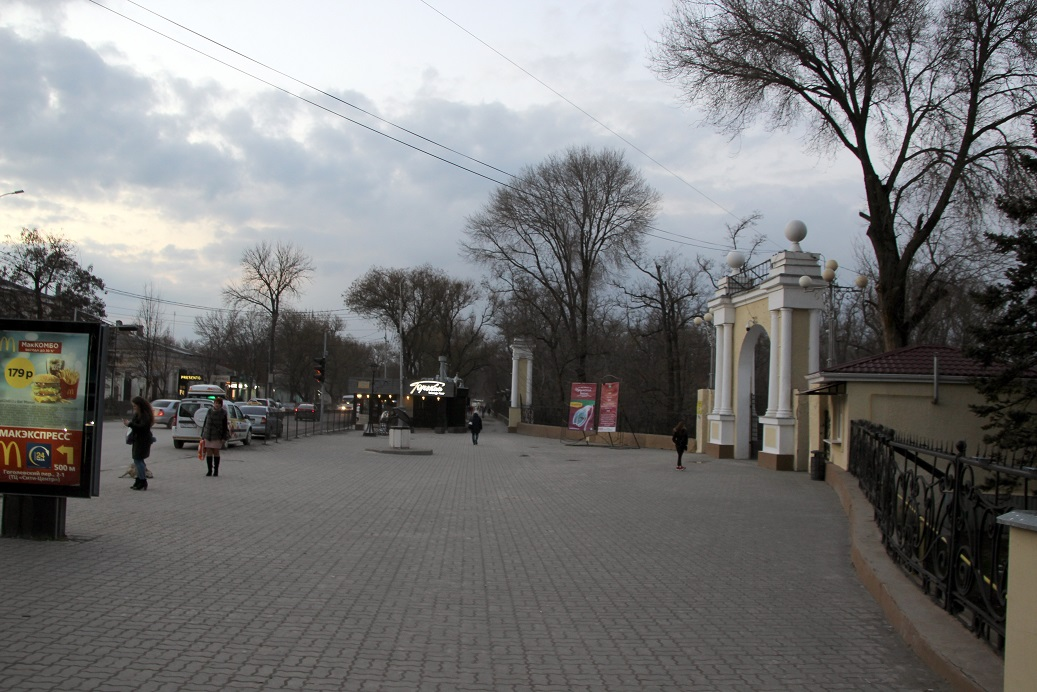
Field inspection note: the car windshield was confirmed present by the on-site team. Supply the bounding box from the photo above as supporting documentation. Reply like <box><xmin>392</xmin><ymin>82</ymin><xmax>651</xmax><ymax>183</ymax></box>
<box><xmin>178</xmin><ymin>401</ymin><xmax>211</xmax><ymax>418</ymax></box>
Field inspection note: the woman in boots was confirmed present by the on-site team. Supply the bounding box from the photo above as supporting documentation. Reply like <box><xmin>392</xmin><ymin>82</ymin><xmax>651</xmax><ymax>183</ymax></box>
<box><xmin>200</xmin><ymin>396</ymin><xmax>231</xmax><ymax>477</ymax></box>
<box><xmin>123</xmin><ymin>397</ymin><xmax>154</xmax><ymax>490</ymax></box>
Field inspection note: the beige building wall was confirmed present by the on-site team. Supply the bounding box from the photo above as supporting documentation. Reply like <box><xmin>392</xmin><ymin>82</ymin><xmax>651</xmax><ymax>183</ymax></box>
<box><xmin>820</xmin><ymin>380</ymin><xmax>989</xmax><ymax>470</ymax></box>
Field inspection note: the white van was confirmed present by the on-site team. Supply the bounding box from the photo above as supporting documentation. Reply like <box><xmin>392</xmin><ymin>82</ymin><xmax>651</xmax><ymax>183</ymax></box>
<box><xmin>172</xmin><ymin>385</ymin><xmax>252</xmax><ymax>449</ymax></box>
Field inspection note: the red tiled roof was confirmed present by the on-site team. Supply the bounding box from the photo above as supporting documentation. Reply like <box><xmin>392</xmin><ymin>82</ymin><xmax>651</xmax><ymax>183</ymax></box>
<box><xmin>825</xmin><ymin>345</ymin><xmax>995</xmax><ymax>378</ymax></box>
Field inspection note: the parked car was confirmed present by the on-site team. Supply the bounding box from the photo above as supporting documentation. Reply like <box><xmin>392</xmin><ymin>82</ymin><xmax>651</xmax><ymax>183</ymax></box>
<box><xmin>172</xmin><ymin>399</ymin><xmax>253</xmax><ymax>448</ymax></box>
<box><xmin>150</xmin><ymin>399</ymin><xmax>179</xmax><ymax>428</ymax></box>
<box><xmin>247</xmin><ymin>397</ymin><xmax>283</xmax><ymax>411</ymax></box>
<box><xmin>239</xmin><ymin>404</ymin><xmax>283</xmax><ymax>439</ymax></box>
<box><xmin>294</xmin><ymin>403</ymin><xmax>319</xmax><ymax>421</ymax></box>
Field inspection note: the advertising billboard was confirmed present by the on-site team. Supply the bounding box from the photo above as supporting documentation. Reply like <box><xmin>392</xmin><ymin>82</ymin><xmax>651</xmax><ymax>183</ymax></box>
<box><xmin>0</xmin><ymin>320</ymin><xmax>107</xmax><ymax>498</ymax></box>
<box><xmin>567</xmin><ymin>382</ymin><xmax>598</xmax><ymax>432</ymax></box>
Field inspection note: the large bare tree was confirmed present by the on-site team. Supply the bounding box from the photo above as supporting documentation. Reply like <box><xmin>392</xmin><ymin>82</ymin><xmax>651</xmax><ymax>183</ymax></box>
<box><xmin>653</xmin><ymin>0</ymin><xmax>1037</xmax><ymax>349</ymax></box>
<box><xmin>223</xmin><ymin>241</ymin><xmax>314</xmax><ymax>397</ymax></box>
<box><xmin>0</xmin><ymin>227</ymin><xmax>106</xmax><ymax>321</ymax></box>
<box><xmin>462</xmin><ymin>146</ymin><xmax>660</xmax><ymax>388</ymax></box>
<box><xmin>622</xmin><ymin>251</ymin><xmax>710</xmax><ymax>422</ymax></box>
<box><xmin>343</xmin><ymin>265</ymin><xmax>487</xmax><ymax>381</ymax></box>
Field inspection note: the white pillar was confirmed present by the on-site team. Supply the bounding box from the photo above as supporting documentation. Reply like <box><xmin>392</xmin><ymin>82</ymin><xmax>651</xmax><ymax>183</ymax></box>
<box><xmin>808</xmin><ymin>308</ymin><xmax>821</xmax><ymax>374</ymax></box>
<box><xmin>777</xmin><ymin>308</ymin><xmax>793</xmax><ymax>417</ymax></box>
<box><xmin>510</xmin><ymin>350</ymin><xmax>521</xmax><ymax>408</ymax></box>
<box><xmin>718</xmin><ymin>323</ymin><xmax>734</xmax><ymax>415</ymax></box>
<box><xmin>766</xmin><ymin>309</ymin><xmax>780</xmax><ymax>416</ymax></box>
<box><xmin>525</xmin><ymin>358</ymin><xmax>533</xmax><ymax>406</ymax></box>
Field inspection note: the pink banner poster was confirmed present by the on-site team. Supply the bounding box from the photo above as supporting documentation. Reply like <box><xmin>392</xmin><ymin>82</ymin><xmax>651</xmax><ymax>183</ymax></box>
<box><xmin>568</xmin><ymin>382</ymin><xmax>598</xmax><ymax>432</ymax></box>
<box><xmin>598</xmin><ymin>382</ymin><xmax>619</xmax><ymax>433</ymax></box>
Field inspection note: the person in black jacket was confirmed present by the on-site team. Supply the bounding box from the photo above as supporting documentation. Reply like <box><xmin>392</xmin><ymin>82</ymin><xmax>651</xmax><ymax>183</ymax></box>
<box><xmin>672</xmin><ymin>421</ymin><xmax>689</xmax><ymax>470</ymax></box>
<box><xmin>468</xmin><ymin>408</ymin><xmax>483</xmax><ymax>445</ymax></box>
<box><xmin>123</xmin><ymin>396</ymin><xmax>154</xmax><ymax>490</ymax></box>
<box><xmin>200</xmin><ymin>397</ymin><xmax>231</xmax><ymax>477</ymax></box>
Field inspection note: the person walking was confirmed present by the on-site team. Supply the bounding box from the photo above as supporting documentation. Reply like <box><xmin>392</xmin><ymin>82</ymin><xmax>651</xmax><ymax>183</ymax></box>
<box><xmin>672</xmin><ymin>421</ymin><xmax>689</xmax><ymax>470</ymax></box>
<box><xmin>468</xmin><ymin>408</ymin><xmax>483</xmax><ymax>445</ymax></box>
<box><xmin>201</xmin><ymin>396</ymin><xmax>231</xmax><ymax>477</ymax></box>
<box><xmin>123</xmin><ymin>396</ymin><xmax>154</xmax><ymax>490</ymax></box>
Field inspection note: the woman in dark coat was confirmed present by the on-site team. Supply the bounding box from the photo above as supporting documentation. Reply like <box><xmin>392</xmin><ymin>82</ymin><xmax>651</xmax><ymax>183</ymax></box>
<box><xmin>123</xmin><ymin>396</ymin><xmax>154</xmax><ymax>490</ymax></box>
<box><xmin>468</xmin><ymin>408</ymin><xmax>483</xmax><ymax>445</ymax></box>
<box><xmin>200</xmin><ymin>396</ymin><xmax>231</xmax><ymax>477</ymax></box>
<box><xmin>672</xmin><ymin>421</ymin><xmax>689</xmax><ymax>470</ymax></box>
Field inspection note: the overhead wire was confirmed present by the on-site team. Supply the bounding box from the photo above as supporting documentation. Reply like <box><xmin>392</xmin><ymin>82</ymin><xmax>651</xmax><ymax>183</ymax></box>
<box><xmin>84</xmin><ymin>0</ymin><xmax>747</xmax><ymax>251</ymax></box>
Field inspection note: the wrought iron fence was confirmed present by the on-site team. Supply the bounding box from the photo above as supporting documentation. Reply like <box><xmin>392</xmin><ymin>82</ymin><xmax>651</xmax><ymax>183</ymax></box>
<box><xmin>849</xmin><ymin>420</ymin><xmax>1037</xmax><ymax>654</ymax></box>
<box><xmin>728</xmin><ymin>259</ymin><xmax>772</xmax><ymax>294</ymax></box>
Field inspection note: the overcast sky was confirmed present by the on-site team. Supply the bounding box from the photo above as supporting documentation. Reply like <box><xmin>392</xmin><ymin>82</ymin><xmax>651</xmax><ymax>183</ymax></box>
<box><xmin>0</xmin><ymin>0</ymin><xmax>866</xmax><ymax>344</ymax></box>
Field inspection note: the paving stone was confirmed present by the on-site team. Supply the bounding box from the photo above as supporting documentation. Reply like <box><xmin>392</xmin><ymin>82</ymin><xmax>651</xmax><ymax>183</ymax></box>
<box><xmin>0</xmin><ymin>418</ymin><xmax>955</xmax><ymax>691</ymax></box>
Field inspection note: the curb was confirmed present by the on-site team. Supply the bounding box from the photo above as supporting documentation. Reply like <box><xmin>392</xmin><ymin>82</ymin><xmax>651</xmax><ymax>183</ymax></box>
<box><xmin>826</xmin><ymin>465</ymin><xmax>1004</xmax><ymax>692</ymax></box>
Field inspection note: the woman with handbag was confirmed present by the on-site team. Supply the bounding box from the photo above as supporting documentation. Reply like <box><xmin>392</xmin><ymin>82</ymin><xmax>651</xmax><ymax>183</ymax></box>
<box><xmin>200</xmin><ymin>396</ymin><xmax>231</xmax><ymax>477</ymax></box>
<box><xmin>122</xmin><ymin>396</ymin><xmax>154</xmax><ymax>490</ymax></box>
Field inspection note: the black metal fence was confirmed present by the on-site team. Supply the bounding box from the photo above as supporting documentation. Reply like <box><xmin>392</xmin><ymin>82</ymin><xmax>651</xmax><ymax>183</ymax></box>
<box><xmin>849</xmin><ymin>420</ymin><xmax>1037</xmax><ymax>654</ymax></box>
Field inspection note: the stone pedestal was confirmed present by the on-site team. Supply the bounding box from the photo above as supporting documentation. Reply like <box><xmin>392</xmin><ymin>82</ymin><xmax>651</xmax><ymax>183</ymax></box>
<box><xmin>389</xmin><ymin>427</ymin><xmax>410</xmax><ymax>449</ymax></box>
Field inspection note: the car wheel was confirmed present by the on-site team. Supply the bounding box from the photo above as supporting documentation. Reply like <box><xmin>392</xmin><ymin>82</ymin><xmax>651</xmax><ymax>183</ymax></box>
<box><xmin>243</xmin><ymin>430</ymin><xmax>252</xmax><ymax>446</ymax></box>
<box><xmin>173</xmin><ymin>439</ymin><xmax>185</xmax><ymax>449</ymax></box>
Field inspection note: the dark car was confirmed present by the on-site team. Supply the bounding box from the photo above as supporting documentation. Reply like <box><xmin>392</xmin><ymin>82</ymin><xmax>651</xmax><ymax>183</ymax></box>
<box><xmin>294</xmin><ymin>403</ymin><xmax>318</xmax><ymax>421</ymax></box>
<box><xmin>239</xmin><ymin>404</ymin><xmax>283</xmax><ymax>438</ymax></box>
<box><xmin>150</xmin><ymin>399</ymin><xmax>179</xmax><ymax>428</ymax></box>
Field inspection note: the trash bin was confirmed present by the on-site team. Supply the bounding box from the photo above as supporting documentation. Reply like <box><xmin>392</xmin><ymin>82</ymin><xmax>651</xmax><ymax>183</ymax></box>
<box><xmin>810</xmin><ymin>449</ymin><xmax>827</xmax><ymax>481</ymax></box>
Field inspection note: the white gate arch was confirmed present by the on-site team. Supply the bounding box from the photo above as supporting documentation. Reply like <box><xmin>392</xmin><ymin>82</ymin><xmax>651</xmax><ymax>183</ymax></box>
<box><xmin>704</xmin><ymin>221</ymin><xmax>826</xmax><ymax>471</ymax></box>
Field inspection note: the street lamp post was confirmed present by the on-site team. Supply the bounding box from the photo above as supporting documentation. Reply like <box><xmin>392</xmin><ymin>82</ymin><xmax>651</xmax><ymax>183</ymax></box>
<box><xmin>363</xmin><ymin>362</ymin><xmax>379</xmax><ymax>437</ymax></box>
<box><xmin>799</xmin><ymin>260</ymin><xmax>869</xmax><ymax>367</ymax></box>
<box><xmin>1</xmin><ymin>189</ymin><xmax>24</xmax><ymax>199</ymax></box>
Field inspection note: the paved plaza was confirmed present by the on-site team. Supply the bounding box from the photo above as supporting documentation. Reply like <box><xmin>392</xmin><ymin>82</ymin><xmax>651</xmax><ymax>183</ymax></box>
<box><xmin>1</xmin><ymin>417</ymin><xmax>954</xmax><ymax>691</ymax></box>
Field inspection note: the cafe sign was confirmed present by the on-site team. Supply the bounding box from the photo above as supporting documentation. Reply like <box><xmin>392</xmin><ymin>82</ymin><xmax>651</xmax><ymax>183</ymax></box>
<box><xmin>409</xmin><ymin>379</ymin><xmax>453</xmax><ymax>397</ymax></box>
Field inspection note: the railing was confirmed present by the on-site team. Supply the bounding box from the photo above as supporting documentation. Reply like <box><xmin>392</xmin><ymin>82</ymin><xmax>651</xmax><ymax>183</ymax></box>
<box><xmin>728</xmin><ymin>259</ymin><xmax>771</xmax><ymax>294</ymax></box>
<box><xmin>849</xmin><ymin>420</ymin><xmax>1037</xmax><ymax>654</ymax></box>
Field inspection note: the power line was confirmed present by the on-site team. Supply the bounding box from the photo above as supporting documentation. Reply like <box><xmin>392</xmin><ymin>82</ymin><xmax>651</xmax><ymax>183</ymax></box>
<box><xmin>418</xmin><ymin>0</ymin><xmax>745</xmax><ymax>224</ymax></box>
<box><xmin>84</xmin><ymin>0</ymin><xmax>746</xmax><ymax>252</ymax></box>
<box><xmin>84</xmin><ymin>0</ymin><xmax>518</xmax><ymax>190</ymax></box>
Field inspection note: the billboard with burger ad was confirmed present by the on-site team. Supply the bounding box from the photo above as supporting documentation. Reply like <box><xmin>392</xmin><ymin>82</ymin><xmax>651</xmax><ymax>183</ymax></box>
<box><xmin>0</xmin><ymin>319</ymin><xmax>107</xmax><ymax>498</ymax></box>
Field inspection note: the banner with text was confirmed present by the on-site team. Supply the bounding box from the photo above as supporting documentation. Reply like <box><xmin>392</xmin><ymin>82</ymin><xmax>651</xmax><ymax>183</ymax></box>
<box><xmin>597</xmin><ymin>382</ymin><xmax>620</xmax><ymax>433</ymax></box>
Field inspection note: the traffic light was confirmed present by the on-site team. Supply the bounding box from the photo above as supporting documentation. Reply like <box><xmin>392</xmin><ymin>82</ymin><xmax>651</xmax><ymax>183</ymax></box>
<box><xmin>313</xmin><ymin>356</ymin><xmax>326</xmax><ymax>383</ymax></box>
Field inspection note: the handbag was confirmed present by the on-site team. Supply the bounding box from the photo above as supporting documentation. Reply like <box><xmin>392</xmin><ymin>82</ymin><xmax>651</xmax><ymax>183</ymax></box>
<box><xmin>125</xmin><ymin>428</ymin><xmax>135</xmax><ymax>445</ymax></box>
<box><xmin>197</xmin><ymin>439</ymin><xmax>205</xmax><ymax>460</ymax></box>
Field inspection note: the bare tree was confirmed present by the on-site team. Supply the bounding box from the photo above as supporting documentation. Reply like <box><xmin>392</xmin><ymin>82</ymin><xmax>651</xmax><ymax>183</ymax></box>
<box><xmin>344</xmin><ymin>265</ymin><xmax>488</xmax><ymax>381</ymax></box>
<box><xmin>0</xmin><ymin>227</ymin><xmax>106</xmax><ymax>320</ymax></box>
<box><xmin>133</xmin><ymin>283</ymin><xmax>175</xmax><ymax>398</ymax></box>
<box><xmin>223</xmin><ymin>242</ymin><xmax>314</xmax><ymax>397</ymax></box>
<box><xmin>622</xmin><ymin>251</ymin><xmax>710</xmax><ymax>421</ymax></box>
<box><xmin>462</xmin><ymin>146</ymin><xmax>660</xmax><ymax>386</ymax></box>
<box><xmin>653</xmin><ymin>0</ymin><xmax>1037</xmax><ymax>349</ymax></box>
<box><xmin>192</xmin><ymin>309</ymin><xmax>243</xmax><ymax>383</ymax></box>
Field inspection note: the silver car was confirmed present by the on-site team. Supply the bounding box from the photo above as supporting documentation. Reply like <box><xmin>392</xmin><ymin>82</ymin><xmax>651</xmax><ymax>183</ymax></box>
<box><xmin>239</xmin><ymin>404</ymin><xmax>284</xmax><ymax>439</ymax></box>
<box><xmin>150</xmin><ymin>399</ymin><xmax>179</xmax><ymax>428</ymax></box>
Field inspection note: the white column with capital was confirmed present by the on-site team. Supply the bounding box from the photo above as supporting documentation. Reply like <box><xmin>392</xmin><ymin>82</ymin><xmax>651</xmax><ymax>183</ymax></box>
<box><xmin>766</xmin><ymin>309</ymin><xmax>780</xmax><ymax>416</ymax></box>
<box><xmin>777</xmin><ymin>308</ymin><xmax>793</xmax><ymax>417</ymax></box>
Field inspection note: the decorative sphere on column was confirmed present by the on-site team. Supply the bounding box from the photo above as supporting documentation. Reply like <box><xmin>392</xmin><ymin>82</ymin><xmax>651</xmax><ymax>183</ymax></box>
<box><xmin>784</xmin><ymin>220</ymin><xmax>807</xmax><ymax>251</ymax></box>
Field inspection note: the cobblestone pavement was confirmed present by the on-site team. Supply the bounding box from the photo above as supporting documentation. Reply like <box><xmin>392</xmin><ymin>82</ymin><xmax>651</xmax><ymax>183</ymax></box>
<box><xmin>0</xmin><ymin>417</ymin><xmax>949</xmax><ymax>691</ymax></box>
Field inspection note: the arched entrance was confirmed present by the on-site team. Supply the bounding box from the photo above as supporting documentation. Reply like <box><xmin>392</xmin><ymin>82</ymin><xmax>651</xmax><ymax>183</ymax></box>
<box><xmin>703</xmin><ymin>221</ymin><xmax>825</xmax><ymax>471</ymax></box>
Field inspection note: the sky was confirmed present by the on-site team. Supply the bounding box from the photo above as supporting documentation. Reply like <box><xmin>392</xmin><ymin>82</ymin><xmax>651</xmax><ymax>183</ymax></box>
<box><xmin>0</xmin><ymin>0</ymin><xmax>867</xmax><ymax>345</ymax></box>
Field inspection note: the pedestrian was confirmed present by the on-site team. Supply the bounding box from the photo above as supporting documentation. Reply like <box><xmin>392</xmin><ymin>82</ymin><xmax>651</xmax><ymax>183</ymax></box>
<box><xmin>123</xmin><ymin>396</ymin><xmax>154</xmax><ymax>490</ymax></box>
<box><xmin>468</xmin><ymin>407</ymin><xmax>483</xmax><ymax>445</ymax></box>
<box><xmin>672</xmin><ymin>421</ymin><xmax>689</xmax><ymax>470</ymax></box>
<box><xmin>201</xmin><ymin>396</ymin><xmax>231</xmax><ymax>477</ymax></box>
